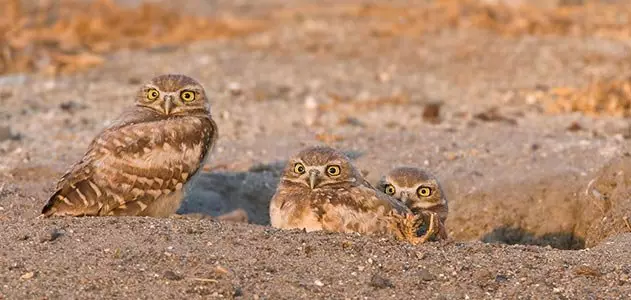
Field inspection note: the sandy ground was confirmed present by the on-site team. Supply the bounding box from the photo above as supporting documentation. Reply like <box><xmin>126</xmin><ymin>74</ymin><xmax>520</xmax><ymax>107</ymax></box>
<box><xmin>1</xmin><ymin>0</ymin><xmax>631</xmax><ymax>299</ymax></box>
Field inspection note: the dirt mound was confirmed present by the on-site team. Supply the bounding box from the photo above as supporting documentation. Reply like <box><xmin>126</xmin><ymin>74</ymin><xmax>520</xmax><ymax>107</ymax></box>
<box><xmin>581</xmin><ymin>155</ymin><xmax>631</xmax><ymax>247</ymax></box>
<box><xmin>450</xmin><ymin>155</ymin><xmax>631</xmax><ymax>249</ymax></box>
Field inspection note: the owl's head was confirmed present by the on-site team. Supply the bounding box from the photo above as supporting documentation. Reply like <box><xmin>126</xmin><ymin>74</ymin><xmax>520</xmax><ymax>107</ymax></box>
<box><xmin>377</xmin><ymin>167</ymin><xmax>446</xmax><ymax>212</ymax></box>
<box><xmin>136</xmin><ymin>74</ymin><xmax>210</xmax><ymax>116</ymax></box>
<box><xmin>281</xmin><ymin>146</ymin><xmax>362</xmax><ymax>190</ymax></box>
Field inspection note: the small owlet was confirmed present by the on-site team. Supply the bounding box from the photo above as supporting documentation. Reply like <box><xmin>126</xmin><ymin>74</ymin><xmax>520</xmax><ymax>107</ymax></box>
<box><xmin>41</xmin><ymin>74</ymin><xmax>218</xmax><ymax>217</ymax></box>
<box><xmin>269</xmin><ymin>146</ymin><xmax>442</xmax><ymax>244</ymax></box>
<box><xmin>377</xmin><ymin>167</ymin><xmax>448</xmax><ymax>239</ymax></box>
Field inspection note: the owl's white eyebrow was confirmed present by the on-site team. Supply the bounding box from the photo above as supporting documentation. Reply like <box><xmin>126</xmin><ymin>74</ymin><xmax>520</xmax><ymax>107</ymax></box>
<box><xmin>178</xmin><ymin>85</ymin><xmax>201</xmax><ymax>91</ymax></box>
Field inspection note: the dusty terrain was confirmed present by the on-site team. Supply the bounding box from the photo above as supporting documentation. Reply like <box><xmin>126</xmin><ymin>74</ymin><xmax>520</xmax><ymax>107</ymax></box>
<box><xmin>1</xmin><ymin>0</ymin><xmax>631</xmax><ymax>298</ymax></box>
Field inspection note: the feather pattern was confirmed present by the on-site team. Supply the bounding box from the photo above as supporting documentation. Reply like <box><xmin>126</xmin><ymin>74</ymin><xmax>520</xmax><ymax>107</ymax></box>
<box><xmin>269</xmin><ymin>146</ymin><xmax>440</xmax><ymax>244</ymax></box>
<box><xmin>41</xmin><ymin>74</ymin><xmax>217</xmax><ymax>217</ymax></box>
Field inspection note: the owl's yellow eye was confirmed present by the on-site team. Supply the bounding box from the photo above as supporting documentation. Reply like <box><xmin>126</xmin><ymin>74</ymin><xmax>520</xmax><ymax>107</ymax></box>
<box><xmin>180</xmin><ymin>90</ymin><xmax>196</xmax><ymax>102</ymax></box>
<box><xmin>146</xmin><ymin>88</ymin><xmax>160</xmax><ymax>101</ymax></box>
<box><xmin>417</xmin><ymin>186</ymin><xmax>432</xmax><ymax>197</ymax></box>
<box><xmin>326</xmin><ymin>165</ymin><xmax>341</xmax><ymax>176</ymax></box>
<box><xmin>384</xmin><ymin>184</ymin><xmax>396</xmax><ymax>195</ymax></box>
<box><xmin>294</xmin><ymin>163</ymin><xmax>305</xmax><ymax>174</ymax></box>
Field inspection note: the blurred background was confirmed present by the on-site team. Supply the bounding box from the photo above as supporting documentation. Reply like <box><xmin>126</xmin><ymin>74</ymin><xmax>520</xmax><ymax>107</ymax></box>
<box><xmin>2</xmin><ymin>0</ymin><xmax>631</xmax><ymax>116</ymax></box>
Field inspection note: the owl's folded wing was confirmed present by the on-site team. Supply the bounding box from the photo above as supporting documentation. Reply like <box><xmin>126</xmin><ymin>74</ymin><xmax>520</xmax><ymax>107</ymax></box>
<box><xmin>314</xmin><ymin>183</ymin><xmax>412</xmax><ymax>235</ymax></box>
<box><xmin>42</xmin><ymin>115</ymin><xmax>216</xmax><ymax>217</ymax></box>
<box><xmin>360</xmin><ymin>179</ymin><xmax>410</xmax><ymax>214</ymax></box>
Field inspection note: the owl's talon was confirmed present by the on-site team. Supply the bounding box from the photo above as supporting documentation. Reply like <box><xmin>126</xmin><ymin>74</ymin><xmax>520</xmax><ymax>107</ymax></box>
<box><xmin>421</xmin><ymin>212</ymin><xmax>437</xmax><ymax>240</ymax></box>
<box><xmin>406</xmin><ymin>212</ymin><xmax>438</xmax><ymax>245</ymax></box>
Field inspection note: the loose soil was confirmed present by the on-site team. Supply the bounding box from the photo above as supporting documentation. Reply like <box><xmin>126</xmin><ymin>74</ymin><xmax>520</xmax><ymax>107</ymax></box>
<box><xmin>1</xmin><ymin>0</ymin><xmax>630</xmax><ymax>299</ymax></box>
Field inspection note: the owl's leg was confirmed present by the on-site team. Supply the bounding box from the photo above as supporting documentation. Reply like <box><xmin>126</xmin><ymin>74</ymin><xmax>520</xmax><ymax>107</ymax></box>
<box><xmin>435</xmin><ymin>218</ymin><xmax>448</xmax><ymax>241</ymax></box>
<box><xmin>140</xmin><ymin>190</ymin><xmax>185</xmax><ymax>217</ymax></box>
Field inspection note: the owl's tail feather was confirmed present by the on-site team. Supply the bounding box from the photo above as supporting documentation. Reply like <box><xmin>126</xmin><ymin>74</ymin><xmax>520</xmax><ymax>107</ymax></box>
<box><xmin>40</xmin><ymin>180</ymin><xmax>102</xmax><ymax>217</ymax></box>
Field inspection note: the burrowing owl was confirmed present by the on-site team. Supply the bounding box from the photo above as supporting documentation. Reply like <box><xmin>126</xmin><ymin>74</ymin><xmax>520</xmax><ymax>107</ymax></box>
<box><xmin>377</xmin><ymin>167</ymin><xmax>448</xmax><ymax>239</ymax></box>
<box><xmin>269</xmin><ymin>146</ymin><xmax>441</xmax><ymax>244</ymax></box>
<box><xmin>41</xmin><ymin>74</ymin><xmax>218</xmax><ymax>217</ymax></box>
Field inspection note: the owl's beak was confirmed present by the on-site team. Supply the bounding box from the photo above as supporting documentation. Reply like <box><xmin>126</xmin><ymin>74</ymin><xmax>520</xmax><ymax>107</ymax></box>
<box><xmin>400</xmin><ymin>191</ymin><xmax>410</xmax><ymax>205</ymax></box>
<box><xmin>309</xmin><ymin>170</ymin><xmax>319</xmax><ymax>190</ymax></box>
<box><xmin>163</xmin><ymin>95</ymin><xmax>173</xmax><ymax>115</ymax></box>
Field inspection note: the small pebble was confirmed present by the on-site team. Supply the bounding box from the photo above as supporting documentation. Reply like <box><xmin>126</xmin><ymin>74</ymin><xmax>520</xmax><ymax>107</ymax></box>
<box><xmin>20</xmin><ymin>272</ymin><xmax>35</xmax><ymax>280</ymax></box>
<box><xmin>228</xmin><ymin>82</ymin><xmax>242</xmax><ymax>96</ymax></box>
<box><xmin>314</xmin><ymin>279</ymin><xmax>324</xmax><ymax>287</ymax></box>
<box><xmin>233</xmin><ymin>287</ymin><xmax>243</xmax><ymax>297</ymax></box>
<box><xmin>495</xmin><ymin>274</ymin><xmax>509</xmax><ymax>283</ymax></box>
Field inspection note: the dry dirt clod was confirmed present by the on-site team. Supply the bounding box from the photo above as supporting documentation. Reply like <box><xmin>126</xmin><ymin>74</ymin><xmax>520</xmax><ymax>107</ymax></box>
<box><xmin>59</xmin><ymin>101</ymin><xmax>86</xmax><ymax>113</ymax></box>
<box><xmin>0</xmin><ymin>125</ymin><xmax>19</xmax><ymax>142</ymax></box>
<box><xmin>567</xmin><ymin>121</ymin><xmax>583</xmax><ymax>132</ymax></box>
<box><xmin>474</xmin><ymin>107</ymin><xmax>517</xmax><ymax>125</ymax></box>
<box><xmin>422</xmin><ymin>102</ymin><xmax>442</xmax><ymax>124</ymax></box>
<box><xmin>574</xmin><ymin>265</ymin><xmax>602</xmax><ymax>277</ymax></box>
<box><xmin>369</xmin><ymin>274</ymin><xmax>394</xmax><ymax>289</ymax></box>
<box><xmin>418</xmin><ymin>269</ymin><xmax>435</xmax><ymax>282</ymax></box>
<box><xmin>164</xmin><ymin>271</ymin><xmax>183</xmax><ymax>281</ymax></box>
<box><xmin>40</xmin><ymin>229</ymin><xmax>63</xmax><ymax>243</ymax></box>
<box><xmin>339</xmin><ymin>116</ymin><xmax>365</xmax><ymax>127</ymax></box>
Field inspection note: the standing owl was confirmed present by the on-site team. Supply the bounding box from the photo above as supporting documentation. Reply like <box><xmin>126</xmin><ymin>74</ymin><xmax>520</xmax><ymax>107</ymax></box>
<box><xmin>269</xmin><ymin>146</ymin><xmax>441</xmax><ymax>244</ymax></box>
<box><xmin>41</xmin><ymin>74</ymin><xmax>218</xmax><ymax>217</ymax></box>
<box><xmin>377</xmin><ymin>167</ymin><xmax>448</xmax><ymax>239</ymax></box>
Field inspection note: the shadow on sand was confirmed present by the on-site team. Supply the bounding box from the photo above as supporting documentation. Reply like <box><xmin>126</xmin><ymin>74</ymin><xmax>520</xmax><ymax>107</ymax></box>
<box><xmin>178</xmin><ymin>150</ymin><xmax>367</xmax><ymax>225</ymax></box>
<box><xmin>481</xmin><ymin>226</ymin><xmax>586</xmax><ymax>250</ymax></box>
<box><xmin>178</xmin><ymin>160</ymin><xmax>285</xmax><ymax>225</ymax></box>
